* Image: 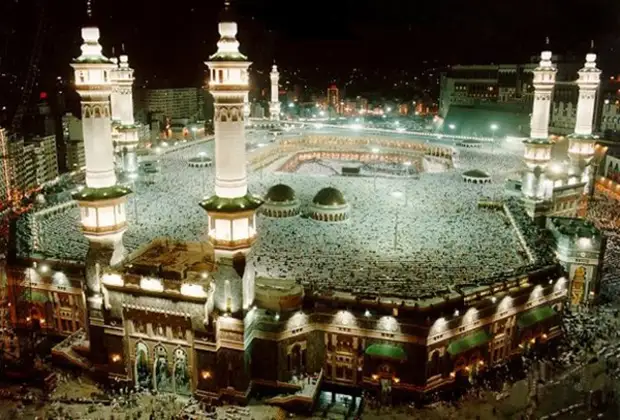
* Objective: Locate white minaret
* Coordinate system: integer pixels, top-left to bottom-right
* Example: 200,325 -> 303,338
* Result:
269,64 -> 281,121
568,47 -> 601,190
201,1 -> 263,258
530,44 -> 557,140
110,54 -> 139,178
522,45 -> 556,204
243,92 -> 251,122
71,26 -> 131,360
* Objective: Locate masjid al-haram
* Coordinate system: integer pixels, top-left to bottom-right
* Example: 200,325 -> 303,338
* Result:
2,1 -> 616,416
26,134 -> 533,299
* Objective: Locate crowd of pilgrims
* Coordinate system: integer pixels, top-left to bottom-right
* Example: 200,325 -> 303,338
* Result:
544,196 -> 620,382
20,134 -> 567,299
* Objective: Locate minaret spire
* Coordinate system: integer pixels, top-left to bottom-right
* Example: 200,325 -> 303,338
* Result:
269,63 -> 281,121
201,0 -> 262,258
567,46 -> 602,191
71,21 -> 131,365
520,41 -> 557,210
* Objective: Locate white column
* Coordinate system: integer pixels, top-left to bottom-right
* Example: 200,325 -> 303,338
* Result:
110,57 -> 122,122
574,53 -> 601,136
213,100 -> 247,198
117,55 -> 136,126
81,100 -> 116,188
530,50 -> 557,140
71,27 -> 117,189
270,65 -> 281,121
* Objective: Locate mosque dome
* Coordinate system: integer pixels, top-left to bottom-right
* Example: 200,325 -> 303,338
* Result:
261,184 -> 300,218
265,184 -> 296,203
313,187 -> 347,207
310,187 -> 350,222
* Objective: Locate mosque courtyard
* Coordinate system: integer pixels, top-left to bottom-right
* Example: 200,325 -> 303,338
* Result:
25,132 -> 534,299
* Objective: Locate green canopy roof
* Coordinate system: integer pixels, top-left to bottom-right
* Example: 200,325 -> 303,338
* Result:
265,184 -> 296,203
313,187 -> 347,206
21,290 -> 49,303
365,343 -> 407,361
200,193 -> 263,213
73,185 -> 132,202
517,305 -> 556,329
447,330 -> 491,356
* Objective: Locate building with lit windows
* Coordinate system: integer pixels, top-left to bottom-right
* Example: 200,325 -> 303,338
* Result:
135,87 -> 205,122
327,84 -> 339,112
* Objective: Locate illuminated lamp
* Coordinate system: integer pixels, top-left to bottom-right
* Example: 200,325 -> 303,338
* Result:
393,377 -> 400,384
371,374 -> 379,381
201,370 -> 212,379
111,354 -> 121,362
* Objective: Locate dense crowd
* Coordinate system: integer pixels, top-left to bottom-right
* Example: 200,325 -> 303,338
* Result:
21,133 -> 546,299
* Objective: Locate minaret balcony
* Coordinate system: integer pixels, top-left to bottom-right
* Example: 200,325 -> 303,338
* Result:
74,186 -> 132,237
200,194 -> 263,251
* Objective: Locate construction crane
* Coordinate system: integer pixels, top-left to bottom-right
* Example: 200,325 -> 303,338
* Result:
10,0 -> 47,134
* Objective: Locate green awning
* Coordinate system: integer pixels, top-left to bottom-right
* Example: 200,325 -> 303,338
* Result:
517,305 -> 556,329
365,343 -> 407,361
21,290 -> 49,303
447,330 -> 491,356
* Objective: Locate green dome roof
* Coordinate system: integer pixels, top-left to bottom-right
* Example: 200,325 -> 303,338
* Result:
463,169 -> 490,178
265,184 -> 296,203
313,187 -> 347,206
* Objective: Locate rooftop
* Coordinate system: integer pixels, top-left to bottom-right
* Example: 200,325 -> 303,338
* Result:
119,239 -> 215,281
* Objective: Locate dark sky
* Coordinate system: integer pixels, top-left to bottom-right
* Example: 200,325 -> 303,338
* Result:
4,0 -> 620,90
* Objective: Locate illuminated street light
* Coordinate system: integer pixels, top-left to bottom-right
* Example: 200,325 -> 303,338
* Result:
288,103 -> 294,108
448,124 -> 456,130
490,123 -> 499,131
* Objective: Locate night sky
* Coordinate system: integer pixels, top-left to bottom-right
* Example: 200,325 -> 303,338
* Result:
3,0 -> 620,92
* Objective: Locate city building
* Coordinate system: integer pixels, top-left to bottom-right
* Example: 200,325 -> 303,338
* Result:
439,57 -> 586,137
327,84 -> 339,113
62,113 -> 86,172
0,129 -> 59,203
135,87 -> 205,122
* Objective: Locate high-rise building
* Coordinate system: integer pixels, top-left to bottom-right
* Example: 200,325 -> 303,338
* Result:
62,113 -> 86,172
327,84 -> 339,112
135,87 -> 204,122
0,129 -> 59,202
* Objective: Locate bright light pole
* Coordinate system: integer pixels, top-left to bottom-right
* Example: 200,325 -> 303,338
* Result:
490,123 -> 499,151
403,161 -> 412,176
371,147 -> 380,191
390,191 -> 406,249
